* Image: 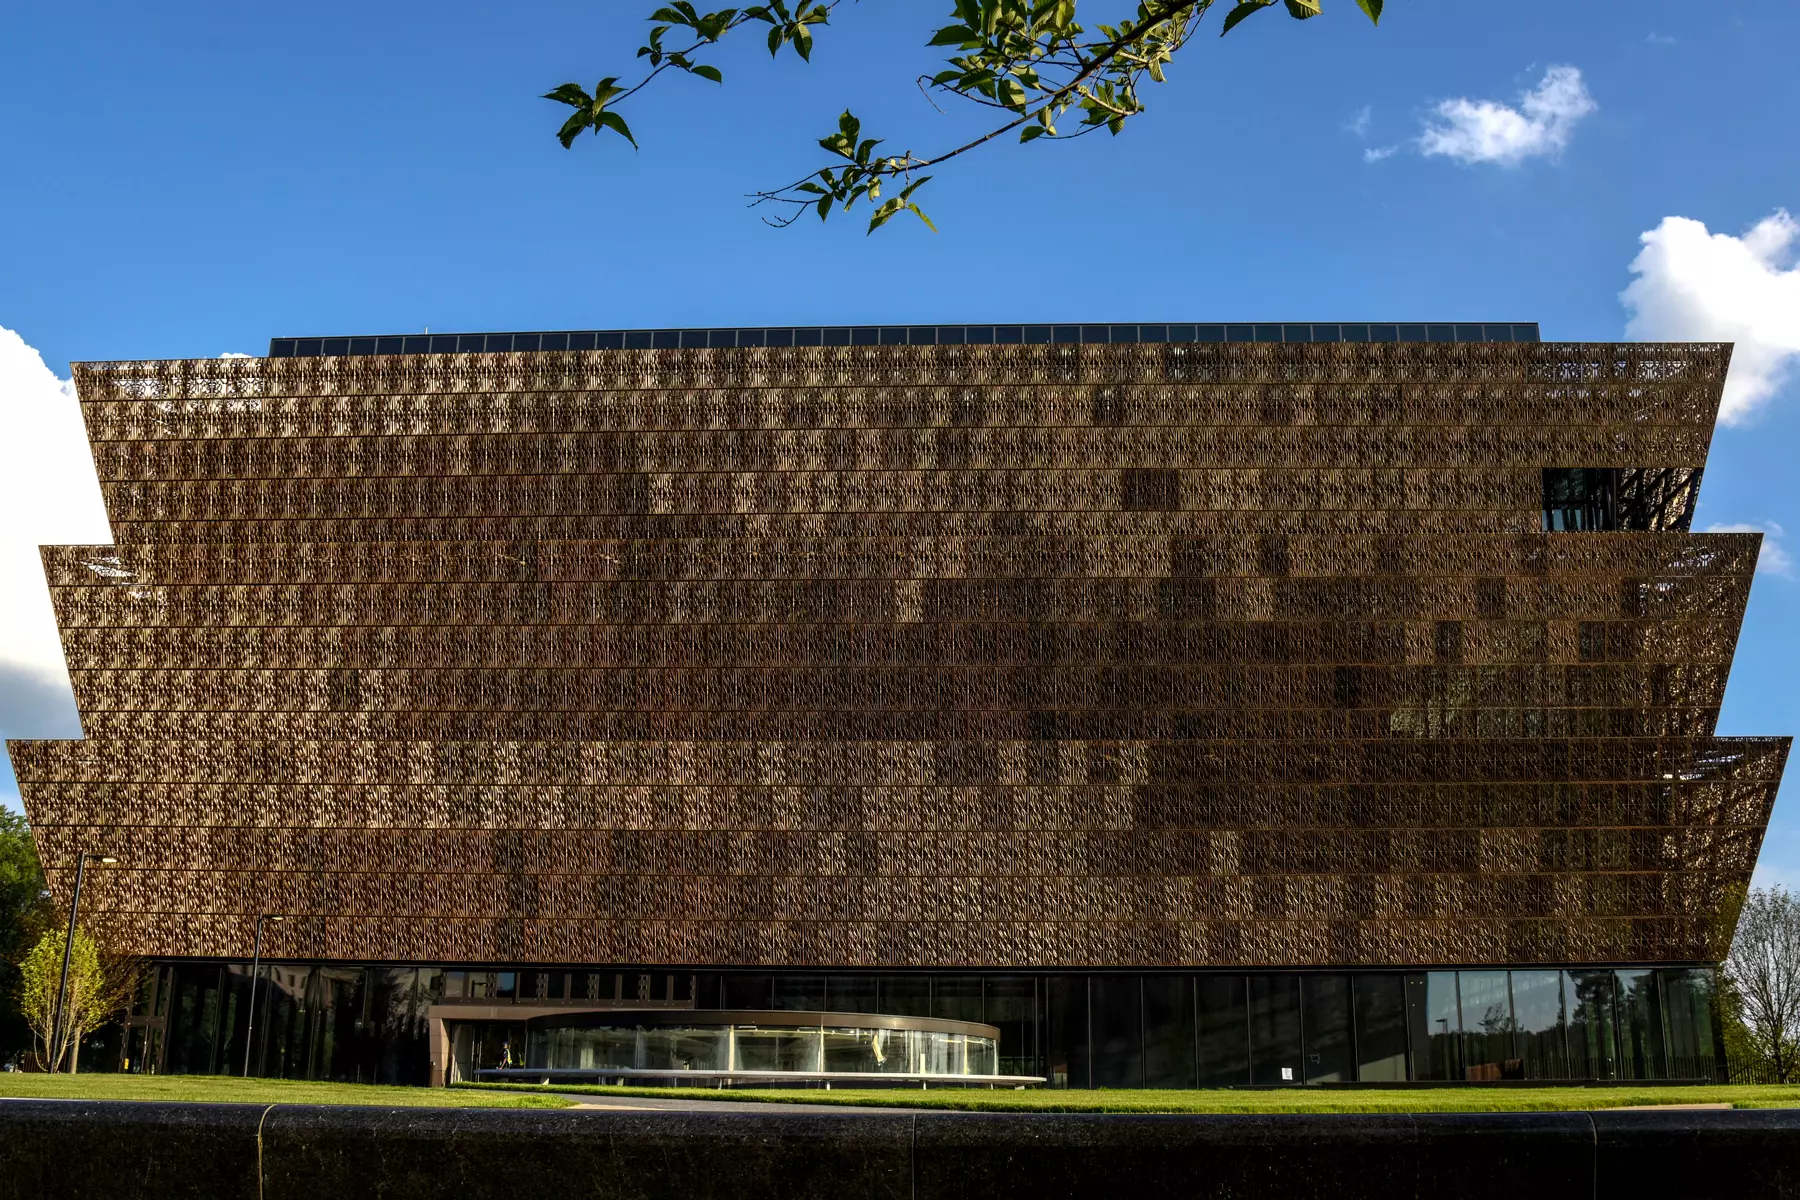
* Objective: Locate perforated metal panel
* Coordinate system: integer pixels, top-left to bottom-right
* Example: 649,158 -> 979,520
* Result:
8,339 -> 1784,967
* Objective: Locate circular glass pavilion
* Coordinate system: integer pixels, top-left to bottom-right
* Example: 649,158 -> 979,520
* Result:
494,1009 -> 1031,1085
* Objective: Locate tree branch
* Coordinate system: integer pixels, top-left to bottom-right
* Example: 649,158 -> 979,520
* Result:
548,0 -> 1382,230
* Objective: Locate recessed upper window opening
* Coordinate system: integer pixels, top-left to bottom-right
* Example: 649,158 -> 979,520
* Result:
1542,467 -> 1703,533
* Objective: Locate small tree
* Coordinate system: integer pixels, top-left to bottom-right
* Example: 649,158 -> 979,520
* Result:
16,926 -> 141,1073
0,812 -> 52,1065
1724,886 -> 1800,1083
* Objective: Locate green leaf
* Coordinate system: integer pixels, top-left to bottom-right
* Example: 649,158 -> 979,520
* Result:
637,26 -> 669,62
690,64 -> 724,83
596,109 -> 638,148
1283,0 -> 1322,17
865,191 -> 935,234
867,196 -> 905,233
696,8 -> 739,40
554,110 -> 591,149
542,83 -> 592,108
1219,0 -> 1276,35
928,24 -> 979,45
792,23 -> 813,59
1356,0 -> 1382,23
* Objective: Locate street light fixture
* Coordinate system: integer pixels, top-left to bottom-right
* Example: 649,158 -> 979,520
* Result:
243,915 -> 286,1077
49,852 -> 119,1073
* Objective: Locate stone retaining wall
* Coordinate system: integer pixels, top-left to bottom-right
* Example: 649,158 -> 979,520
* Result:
2,1101 -> 1798,1199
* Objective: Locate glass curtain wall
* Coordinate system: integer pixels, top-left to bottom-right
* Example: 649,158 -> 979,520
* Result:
1615,970 -> 1667,1081
1249,975 -> 1303,1085
1091,977 -> 1144,1088
1566,970 -> 1619,1080
1196,975 -> 1250,1086
1407,973 -> 1464,1081
984,978 -> 1040,1078
131,962 -> 1723,1088
1353,975 -> 1408,1082
1511,970 -> 1568,1079
1301,975 -> 1354,1083
1143,975 -> 1198,1088
1661,969 -> 1717,1080
1458,971 -> 1516,1080
155,963 -> 434,1084
1045,975 -> 1088,1088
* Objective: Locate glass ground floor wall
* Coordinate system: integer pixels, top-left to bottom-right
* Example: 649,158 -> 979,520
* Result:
120,962 -> 434,1085
117,962 -> 1722,1088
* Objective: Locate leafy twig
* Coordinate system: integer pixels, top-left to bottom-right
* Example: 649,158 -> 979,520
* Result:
545,0 -> 1385,231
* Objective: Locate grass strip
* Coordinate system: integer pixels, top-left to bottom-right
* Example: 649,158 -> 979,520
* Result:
0,1074 -> 573,1109
460,1080 -> 1800,1113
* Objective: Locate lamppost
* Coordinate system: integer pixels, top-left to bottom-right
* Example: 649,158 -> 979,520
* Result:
49,852 -> 118,1073
243,915 -> 285,1077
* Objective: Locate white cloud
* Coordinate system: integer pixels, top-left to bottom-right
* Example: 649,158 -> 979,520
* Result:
1646,33 -> 1677,47
1418,65 -> 1596,166
1704,522 -> 1795,578
0,326 -> 109,742
1347,105 -> 1372,138
1363,145 -> 1399,164
1621,210 -> 1800,424
219,351 -> 253,358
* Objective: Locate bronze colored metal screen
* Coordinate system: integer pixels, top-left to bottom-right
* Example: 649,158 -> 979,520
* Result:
8,339 -> 1786,969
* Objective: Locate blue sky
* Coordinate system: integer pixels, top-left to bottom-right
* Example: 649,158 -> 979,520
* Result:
2,1 -> 1798,875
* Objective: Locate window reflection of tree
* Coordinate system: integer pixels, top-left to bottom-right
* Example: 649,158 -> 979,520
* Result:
1458,971 -> 1518,1080
1565,971 -> 1618,1080
1510,970 -> 1567,1080
1614,970 -> 1665,1080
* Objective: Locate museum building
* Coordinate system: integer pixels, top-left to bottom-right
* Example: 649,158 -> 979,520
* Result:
8,322 -> 1786,1088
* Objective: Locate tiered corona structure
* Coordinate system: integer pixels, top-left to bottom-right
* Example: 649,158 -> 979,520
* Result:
8,323 -> 1786,1086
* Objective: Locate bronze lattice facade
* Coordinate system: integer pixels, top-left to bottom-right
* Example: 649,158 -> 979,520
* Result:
8,330 -> 1787,987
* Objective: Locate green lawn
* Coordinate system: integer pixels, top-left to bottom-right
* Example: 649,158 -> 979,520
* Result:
462,1080 -> 1800,1113
13,1074 -> 1800,1114
0,1074 -> 573,1109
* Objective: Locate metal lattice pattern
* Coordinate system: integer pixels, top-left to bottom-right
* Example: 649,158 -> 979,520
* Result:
8,340 -> 1785,967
